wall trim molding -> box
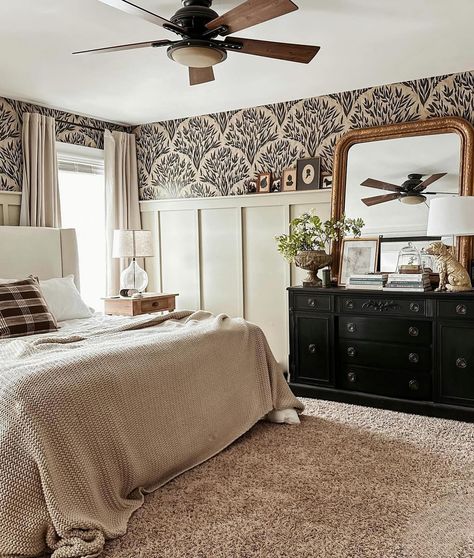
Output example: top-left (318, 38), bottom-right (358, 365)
top-left (0, 191), bottom-right (21, 226)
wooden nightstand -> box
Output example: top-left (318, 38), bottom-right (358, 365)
top-left (104, 293), bottom-right (178, 316)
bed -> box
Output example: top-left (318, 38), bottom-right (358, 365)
top-left (0, 227), bottom-right (303, 558)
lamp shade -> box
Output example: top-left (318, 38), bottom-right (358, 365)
top-left (427, 197), bottom-right (474, 237)
top-left (112, 230), bottom-right (153, 258)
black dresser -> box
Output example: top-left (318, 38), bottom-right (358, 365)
top-left (288, 286), bottom-right (474, 421)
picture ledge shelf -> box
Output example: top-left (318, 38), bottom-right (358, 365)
top-left (140, 189), bottom-right (332, 212)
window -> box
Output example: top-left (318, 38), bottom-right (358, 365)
top-left (57, 143), bottom-right (106, 311)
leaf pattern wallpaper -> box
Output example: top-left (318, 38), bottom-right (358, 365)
top-left (0, 97), bottom-right (126, 192)
top-left (135, 70), bottom-right (474, 201)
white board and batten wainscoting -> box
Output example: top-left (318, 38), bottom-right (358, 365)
top-left (0, 192), bottom-right (21, 226)
top-left (140, 190), bottom-right (332, 369)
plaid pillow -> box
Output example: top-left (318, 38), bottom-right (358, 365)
top-left (0, 278), bottom-right (58, 339)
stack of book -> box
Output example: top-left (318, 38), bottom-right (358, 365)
top-left (384, 273), bottom-right (432, 292)
top-left (346, 274), bottom-right (388, 290)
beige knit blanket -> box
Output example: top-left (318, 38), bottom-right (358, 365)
top-left (0, 311), bottom-right (302, 557)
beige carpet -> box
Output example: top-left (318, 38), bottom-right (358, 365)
top-left (102, 399), bottom-right (474, 558)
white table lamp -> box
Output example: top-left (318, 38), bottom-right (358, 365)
top-left (113, 229), bottom-right (153, 293)
top-left (427, 197), bottom-right (474, 238)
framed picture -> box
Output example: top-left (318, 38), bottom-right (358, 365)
top-left (320, 172), bottom-right (333, 189)
top-left (282, 168), bottom-right (297, 192)
top-left (257, 172), bottom-right (271, 193)
top-left (338, 237), bottom-right (380, 286)
top-left (379, 236), bottom-right (441, 273)
top-left (296, 157), bottom-right (320, 191)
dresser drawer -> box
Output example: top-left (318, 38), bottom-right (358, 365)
top-left (338, 316), bottom-right (432, 345)
top-left (294, 293), bottom-right (332, 312)
top-left (338, 296), bottom-right (427, 317)
top-left (293, 314), bottom-right (332, 385)
top-left (339, 340), bottom-right (431, 371)
top-left (339, 366), bottom-right (432, 400)
top-left (438, 300), bottom-right (474, 319)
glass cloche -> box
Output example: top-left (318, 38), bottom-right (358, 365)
top-left (396, 242), bottom-right (423, 274)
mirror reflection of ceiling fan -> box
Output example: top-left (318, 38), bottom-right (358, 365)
top-left (361, 173), bottom-right (451, 206)
top-left (74, 0), bottom-right (320, 86)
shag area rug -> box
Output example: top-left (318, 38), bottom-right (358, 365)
top-left (102, 399), bottom-right (474, 558)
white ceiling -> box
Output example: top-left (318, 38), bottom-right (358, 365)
top-left (0, 0), bottom-right (473, 125)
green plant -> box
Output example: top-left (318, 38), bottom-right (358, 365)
top-left (276, 211), bottom-right (364, 262)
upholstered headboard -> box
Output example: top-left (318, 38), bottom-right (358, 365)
top-left (0, 227), bottom-right (80, 289)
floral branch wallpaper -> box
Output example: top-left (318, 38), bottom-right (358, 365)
top-left (135, 70), bottom-right (474, 201)
top-left (0, 97), bottom-right (126, 192)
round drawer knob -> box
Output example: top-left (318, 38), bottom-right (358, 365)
top-left (347, 347), bottom-right (357, 358)
top-left (456, 357), bottom-right (468, 369)
top-left (308, 344), bottom-right (317, 354)
top-left (408, 379), bottom-right (420, 391)
top-left (347, 371), bottom-right (357, 383)
top-left (409, 352), bottom-right (420, 364)
top-left (456, 304), bottom-right (467, 315)
top-left (410, 303), bottom-right (420, 313)
top-left (308, 298), bottom-right (317, 308)
top-left (408, 326), bottom-right (419, 337)
top-left (345, 300), bottom-right (354, 310)
top-left (347, 323), bottom-right (356, 333)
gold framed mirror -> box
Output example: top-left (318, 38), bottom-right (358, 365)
top-left (331, 117), bottom-right (474, 280)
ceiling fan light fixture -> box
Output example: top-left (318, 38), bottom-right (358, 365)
top-left (168, 41), bottom-right (227, 68)
top-left (399, 194), bottom-right (426, 205)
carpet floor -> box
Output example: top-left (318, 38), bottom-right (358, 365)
top-left (102, 399), bottom-right (474, 558)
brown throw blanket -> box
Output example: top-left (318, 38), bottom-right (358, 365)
top-left (0, 311), bottom-right (302, 557)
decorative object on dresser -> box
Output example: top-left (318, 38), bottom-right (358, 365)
top-left (257, 172), bottom-right (271, 193)
top-left (276, 212), bottom-right (364, 287)
top-left (331, 117), bottom-right (474, 282)
top-left (338, 237), bottom-right (380, 286)
top-left (346, 273), bottom-right (388, 290)
top-left (288, 286), bottom-right (474, 421)
top-left (426, 196), bottom-right (474, 292)
top-left (113, 229), bottom-right (154, 294)
top-left (282, 168), bottom-right (297, 192)
top-left (296, 157), bottom-right (321, 191)
top-left (104, 293), bottom-right (178, 316)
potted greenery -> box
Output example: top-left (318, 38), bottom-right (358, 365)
top-left (276, 211), bottom-right (364, 286)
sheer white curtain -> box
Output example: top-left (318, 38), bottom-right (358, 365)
top-left (104, 130), bottom-right (141, 295)
top-left (20, 113), bottom-right (61, 227)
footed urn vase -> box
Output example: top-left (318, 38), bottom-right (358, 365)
top-left (294, 250), bottom-right (332, 287)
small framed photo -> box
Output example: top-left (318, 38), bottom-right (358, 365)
top-left (339, 237), bottom-right (380, 286)
top-left (296, 157), bottom-right (321, 191)
top-left (282, 168), bottom-right (297, 192)
top-left (257, 172), bottom-right (271, 193)
top-left (320, 172), bottom-right (333, 189)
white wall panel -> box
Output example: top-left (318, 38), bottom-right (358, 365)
top-left (141, 210), bottom-right (161, 293)
top-left (200, 208), bottom-right (242, 317)
top-left (0, 192), bottom-right (21, 226)
top-left (160, 210), bottom-right (200, 311)
top-left (243, 205), bottom-right (289, 365)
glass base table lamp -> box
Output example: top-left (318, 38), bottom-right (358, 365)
top-left (113, 229), bottom-right (153, 294)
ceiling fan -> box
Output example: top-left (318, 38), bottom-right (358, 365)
top-left (73, 0), bottom-right (320, 86)
top-left (361, 173), bottom-right (451, 206)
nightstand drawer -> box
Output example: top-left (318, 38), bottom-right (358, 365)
top-left (338, 317), bottom-right (432, 345)
top-left (294, 294), bottom-right (332, 312)
top-left (338, 296), bottom-right (427, 317)
top-left (340, 366), bottom-right (432, 400)
top-left (438, 300), bottom-right (474, 319)
top-left (339, 340), bottom-right (431, 371)
top-left (140, 296), bottom-right (175, 313)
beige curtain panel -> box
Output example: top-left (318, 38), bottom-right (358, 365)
top-left (20, 113), bottom-right (61, 228)
top-left (104, 130), bottom-right (141, 295)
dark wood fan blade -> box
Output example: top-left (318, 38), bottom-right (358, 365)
top-left (225, 37), bottom-right (319, 64)
top-left (189, 67), bottom-right (215, 86)
top-left (362, 193), bottom-right (402, 206)
top-left (97, 0), bottom-right (182, 34)
top-left (206, 0), bottom-right (298, 36)
top-left (415, 173), bottom-right (447, 191)
top-left (361, 178), bottom-right (402, 193)
top-left (423, 192), bottom-right (453, 195)
top-left (73, 39), bottom-right (172, 55)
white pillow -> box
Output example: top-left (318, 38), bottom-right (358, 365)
top-left (39, 275), bottom-right (92, 322)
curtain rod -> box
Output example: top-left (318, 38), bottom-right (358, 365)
top-left (55, 118), bottom-right (110, 133)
